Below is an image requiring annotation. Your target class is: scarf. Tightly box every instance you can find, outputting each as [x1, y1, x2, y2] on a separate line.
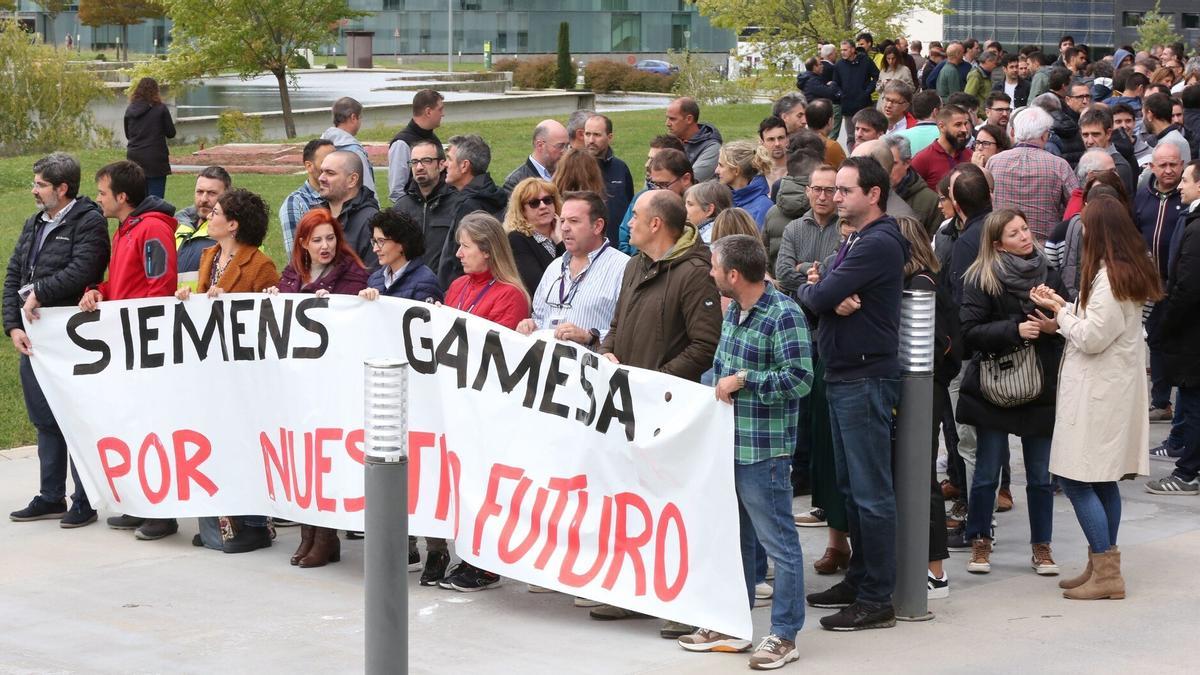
[995, 250, 1047, 313]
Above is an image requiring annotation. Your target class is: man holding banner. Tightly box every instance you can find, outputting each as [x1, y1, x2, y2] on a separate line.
[678, 234, 813, 670]
[79, 160, 179, 541]
[5, 153, 110, 528]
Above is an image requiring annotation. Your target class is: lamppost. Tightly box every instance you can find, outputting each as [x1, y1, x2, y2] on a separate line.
[447, 0, 453, 73]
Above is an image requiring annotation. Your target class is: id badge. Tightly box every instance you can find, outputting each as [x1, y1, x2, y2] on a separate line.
[18, 283, 34, 302]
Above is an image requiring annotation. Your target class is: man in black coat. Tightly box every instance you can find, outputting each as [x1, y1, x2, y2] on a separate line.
[391, 140, 461, 282]
[833, 41, 880, 129]
[4, 153, 110, 527]
[584, 114, 634, 246]
[440, 134, 507, 286]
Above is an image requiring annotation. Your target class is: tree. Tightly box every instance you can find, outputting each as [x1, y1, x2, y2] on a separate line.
[0, 17, 105, 153]
[692, 0, 947, 69]
[35, 0, 70, 46]
[1133, 2, 1182, 53]
[78, 0, 164, 61]
[138, 0, 365, 139]
[555, 22, 574, 89]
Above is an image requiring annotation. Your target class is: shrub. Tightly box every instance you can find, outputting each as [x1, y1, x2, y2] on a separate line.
[217, 108, 264, 144]
[493, 57, 520, 73]
[324, 62, 338, 69]
[289, 52, 311, 70]
[513, 55, 558, 89]
[555, 22, 574, 89]
[94, 52, 107, 61]
[584, 59, 675, 93]
[626, 70, 676, 93]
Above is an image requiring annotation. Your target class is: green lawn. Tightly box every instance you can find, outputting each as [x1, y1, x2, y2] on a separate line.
[0, 102, 770, 448]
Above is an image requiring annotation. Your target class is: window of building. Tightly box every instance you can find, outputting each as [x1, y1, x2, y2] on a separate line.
[383, 0, 402, 10]
[611, 13, 640, 52]
[671, 13, 691, 51]
[1122, 12, 1145, 27]
[518, 30, 528, 51]
[1184, 13, 1200, 29]
[602, 0, 629, 10]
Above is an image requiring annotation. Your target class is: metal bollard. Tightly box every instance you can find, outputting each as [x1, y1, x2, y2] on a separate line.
[364, 360, 410, 675]
[895, 290, 936, 622]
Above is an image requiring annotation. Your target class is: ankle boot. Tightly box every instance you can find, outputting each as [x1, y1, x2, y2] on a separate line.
[1063, 548, 1124, 600]
[299, 527, 341, 568]
[290, 525, 316, 566]
[1058, 548, 1095, 589]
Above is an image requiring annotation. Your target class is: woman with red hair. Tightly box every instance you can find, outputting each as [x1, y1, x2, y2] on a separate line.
[266, 207, 368, 567]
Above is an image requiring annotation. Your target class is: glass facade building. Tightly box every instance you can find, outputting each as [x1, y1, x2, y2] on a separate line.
[945, 1, 1115, 49]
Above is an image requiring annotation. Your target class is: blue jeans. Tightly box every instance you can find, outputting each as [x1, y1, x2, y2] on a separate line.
[1058, 477, 1120, 553]
[1172, 386, 1200, 481]
[735, 457, 805, 641]
[20, 355, 88, 508]
[826, 377, 902, 605]
[145, 175, 167, 199]
[967, 428, 1053, 543]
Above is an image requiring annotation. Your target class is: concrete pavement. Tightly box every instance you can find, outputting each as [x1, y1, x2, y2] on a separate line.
[1, 424, 1196, 674]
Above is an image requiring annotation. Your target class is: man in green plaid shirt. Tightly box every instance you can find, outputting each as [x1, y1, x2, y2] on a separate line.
[676, 235, 813, 670]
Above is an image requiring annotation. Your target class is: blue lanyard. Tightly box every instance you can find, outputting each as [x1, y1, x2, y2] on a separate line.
[457, 279, 497, 313]
[558, 242, 609, 305]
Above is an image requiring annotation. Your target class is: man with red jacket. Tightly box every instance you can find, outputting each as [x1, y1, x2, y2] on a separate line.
[79, 160, 179, 541]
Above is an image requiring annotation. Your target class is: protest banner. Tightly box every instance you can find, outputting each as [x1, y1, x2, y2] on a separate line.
[25, 295, 751, 638]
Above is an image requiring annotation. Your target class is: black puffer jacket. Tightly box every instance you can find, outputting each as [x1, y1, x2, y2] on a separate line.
[1047, 108, 1085, 169]
[956, 265, 1066, 437]
[391, 178, 461, 283]
[795, 70, 841, 102]
[326, 186, 382, 269]
[438, 173, 508, 285]
[124, 101, 177, 177]
[1160, 206, 1200, 387]
[3, 198, 110, 334]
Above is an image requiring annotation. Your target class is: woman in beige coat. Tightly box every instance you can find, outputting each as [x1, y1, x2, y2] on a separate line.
[1031, 196, 1163, 600]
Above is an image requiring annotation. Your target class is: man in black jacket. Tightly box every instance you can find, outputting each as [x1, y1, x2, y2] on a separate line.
[584, 114, 635, 243]
[391, 140, 461, 282]
[5, 153, 110, 527]
[992, 54, 1030, 108]
[387, 89, 444, 202]
[833, 41, 880, 137]
[318, 150, 381, 267]
[503, 119, 569, 193]
[440, 134, 506, 286]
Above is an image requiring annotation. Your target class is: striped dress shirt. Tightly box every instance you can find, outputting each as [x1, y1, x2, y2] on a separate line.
[530, 243, 630, 339]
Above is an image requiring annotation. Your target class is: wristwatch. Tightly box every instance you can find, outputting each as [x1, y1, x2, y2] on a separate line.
[736, 369, 748, 389]
[588, 328, 601, 347]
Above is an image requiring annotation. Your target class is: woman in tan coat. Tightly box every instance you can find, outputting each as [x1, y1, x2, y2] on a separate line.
[1031, 195, 1163, 600]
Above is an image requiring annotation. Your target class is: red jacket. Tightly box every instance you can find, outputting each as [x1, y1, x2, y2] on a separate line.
[98, 196, 178, 300]
[445, 270, 529, 330]
[911, 140, 973, 190]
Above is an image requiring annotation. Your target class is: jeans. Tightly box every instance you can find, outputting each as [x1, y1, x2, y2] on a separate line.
[1172, 386, 1200, 481]
[1058, 477, 1120, 553]
[967, 428, 1053, 544]
[145, 175, 167, 199]
[735, 457, 805, 640]
[947, 369, 978, 500]
[826, 376, 902, 605]
[20, 354, 88, 508]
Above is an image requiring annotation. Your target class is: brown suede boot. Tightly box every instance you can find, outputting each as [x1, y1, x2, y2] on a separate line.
[299, 527, 341, 568]
[1058, 548, 1095, 589]
[290, 525, 316, 566]
[813, 547, 850, 574]
[1063, 548, 1124, 600]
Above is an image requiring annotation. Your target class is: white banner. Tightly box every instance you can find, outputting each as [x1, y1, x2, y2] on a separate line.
[25, 295, 751, 638]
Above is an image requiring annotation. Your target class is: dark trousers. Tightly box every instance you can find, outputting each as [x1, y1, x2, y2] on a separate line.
[1172, 386, 1200, 481]
[20, 354, 88, 507]
[145, 175, 167, 199]
[928, 385, 949, 562]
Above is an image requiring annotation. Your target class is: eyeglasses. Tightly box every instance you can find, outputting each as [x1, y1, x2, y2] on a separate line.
[1066, 94, 1090, 101]
[807, 186, 837, 198]
[937, 195, 949, 204]
[882, 97, 907, 107]
[525, 196, 556, 209]
[31, 181, 52, 190]
[407, 157, 441, 167]
[987, 106, 1011, 113]
[370, 237, 392, 248]
[649, 176, 681, 190]
[833, 186, 859, 196]
[974, 140, 996, 149]
[545, 141, 569, 152]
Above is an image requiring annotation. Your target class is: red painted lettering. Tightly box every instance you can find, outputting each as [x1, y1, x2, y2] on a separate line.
[407, 431, 436, 515]
[172, 429, 217, 500]
[536, 475, 587, 570]
[653, 503, 688, 601]
[97, 436, 131, 503]
[602, 492, 653, 595]
[291, 432, 314, 508]
[473, 463, 523, 556]
[559, 493, 612, 587]
[312, 428, 340, 512]
[260, 429, 292, 502]
[137, 433, 171, 504]
[342, 429, 366, 512]
[497, 482, 549, 564]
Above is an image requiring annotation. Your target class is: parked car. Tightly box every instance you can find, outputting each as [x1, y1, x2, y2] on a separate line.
[634, 59, 679, 76]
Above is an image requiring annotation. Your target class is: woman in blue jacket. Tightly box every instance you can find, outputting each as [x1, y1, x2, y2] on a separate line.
[359, 210, 443, 303]
[716, 140, 775, 229]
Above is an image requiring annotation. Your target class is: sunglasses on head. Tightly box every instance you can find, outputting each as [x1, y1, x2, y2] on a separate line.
[525, 196, 556, 209]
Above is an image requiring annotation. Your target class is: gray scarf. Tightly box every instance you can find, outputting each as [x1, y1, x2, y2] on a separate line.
[995, 251, 1047, 313]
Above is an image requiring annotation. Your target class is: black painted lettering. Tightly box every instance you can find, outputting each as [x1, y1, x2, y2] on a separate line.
[538, 342, 575, 419]
[257, 298, 293, 359]
[472, 330, 544, 408]
[434, 318, 470, 388]
[291, 297, 329, 359]
[402, 305, 435, 375]
[173, 300, 228, 363]
[596, 368, 636, 441]
[136, 304, 166, 368]
[67, 311, 110, 375]
[119, 307, 134, 370]
[228, 299, 256, 360]
[576, 352, 599, 425]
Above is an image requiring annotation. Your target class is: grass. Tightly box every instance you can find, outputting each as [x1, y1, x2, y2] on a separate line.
[0, 102, 770, 448]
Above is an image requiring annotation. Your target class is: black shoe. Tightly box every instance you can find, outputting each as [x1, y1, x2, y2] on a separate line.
[947, 525, 971, 552]
[439, 562, 500, 592]
[819, 601, 897, 631]
[346, 531, 364, 540]
[60, 503, 97, 529]
[107, 514, 145, 530]
[420, 550, 451, 586]
[273, 518, 298, 527]
[193, 534, 204, 547]
[806, 581, 857, 608]
[135, 518, 179, 540]
[223, 525, 272, 554]
[409, 549, 423, 572]
[9, 496, 66, 521]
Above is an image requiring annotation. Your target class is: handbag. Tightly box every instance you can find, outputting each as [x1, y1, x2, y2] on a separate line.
[978, 342, 1043, 408]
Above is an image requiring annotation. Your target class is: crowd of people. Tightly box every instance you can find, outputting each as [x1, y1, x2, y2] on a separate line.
[4, 32, 1200, 669]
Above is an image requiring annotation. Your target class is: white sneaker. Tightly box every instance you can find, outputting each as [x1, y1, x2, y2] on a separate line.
[754, 581, 773, 607]
[927, 570, 949, 599]
[936, 453, 949, 473]
[573, 596, 602, 608]
[527, 584, 555, 593]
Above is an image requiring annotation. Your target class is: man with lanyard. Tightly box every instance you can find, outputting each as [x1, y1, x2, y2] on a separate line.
[517, 191, 629, 345]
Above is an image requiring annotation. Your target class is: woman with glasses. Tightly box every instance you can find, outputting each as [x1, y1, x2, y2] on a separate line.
[504, 178, 565, 296]
[358, 210, 443, 304]
[684, 180, 732, 244]
[970, 123, 1011, 169]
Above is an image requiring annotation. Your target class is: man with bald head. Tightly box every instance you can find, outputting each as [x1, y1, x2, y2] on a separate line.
[317, 149, 380, 266]
[852, 139, 917, 219]
[503, 119, 569, 193]
[666, 96, 724, 182]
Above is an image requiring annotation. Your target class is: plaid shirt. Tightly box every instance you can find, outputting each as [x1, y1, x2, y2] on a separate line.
[714, 283, 814, 465]
[989, 145, 1079, 242]
[279, 181, 322, 254]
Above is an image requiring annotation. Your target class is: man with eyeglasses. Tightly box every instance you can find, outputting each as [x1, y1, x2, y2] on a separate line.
[391, 140, 461, 280]
[316, 149, 381, 267]
[517, 190, 629, 348]
[1079, 105, 1135, 196]
[775, 164, 841, 296]
[992, 54, 1029, 108]
[613, 138, 689, 253]
[6, 153, 110, 528]
[980, 92, 1012, 131]
[880, 81, 917, 134]
[503, 118, 569, 193]
[617, 149, 694, 255]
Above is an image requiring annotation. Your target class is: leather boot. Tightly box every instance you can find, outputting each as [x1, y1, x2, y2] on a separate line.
[813, 547, 850, 574]
[1058, 548, 1095, 589]
[1063, 548, 1124, 600]
[299, 527, 341, 568]
[290, 525, 316, 566]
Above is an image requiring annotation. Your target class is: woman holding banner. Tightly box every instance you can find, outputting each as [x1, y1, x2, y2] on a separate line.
[176, 188, 281, 554]
[434, 212, 529, 591]
[267, 207, 368, 568]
